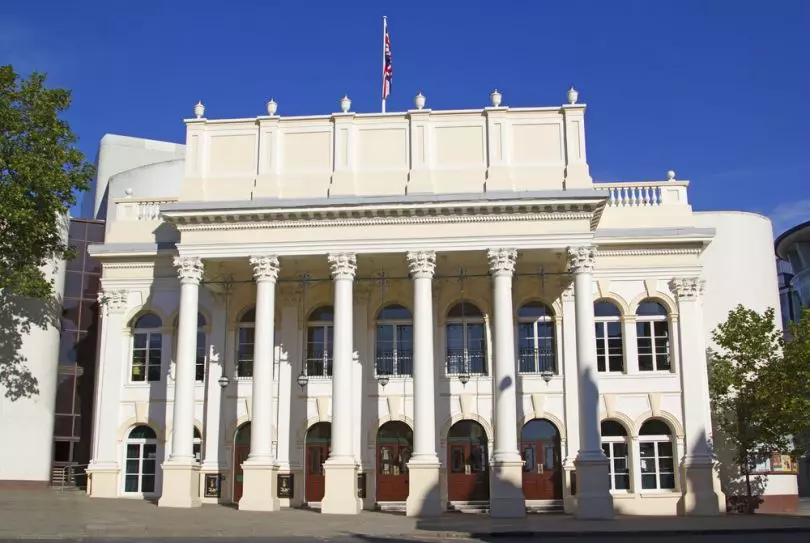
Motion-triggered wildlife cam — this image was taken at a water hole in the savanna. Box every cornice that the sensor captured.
[173,209,594,232]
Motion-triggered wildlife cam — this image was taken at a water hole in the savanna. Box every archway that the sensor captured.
[232,422,251,502]
[446,420,489,501]
[305,422,332,503]
[520,419,562,500]
[376,421,413,502]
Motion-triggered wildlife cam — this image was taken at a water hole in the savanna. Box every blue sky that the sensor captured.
[2,1,808,235]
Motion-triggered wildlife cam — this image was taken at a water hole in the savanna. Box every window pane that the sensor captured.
[659,473,676,490]
[658,441,673,457]
[126,444,140,460]
[614,442,628,457]
[639,354,653,372]
[641,473,657,490]
[446,324,464,350]
[124,475,139,492]
[141,475,155,493]
[149,333,162,349]
[639,442,655,458]
[615,474,630,490]
[133,334,147,349]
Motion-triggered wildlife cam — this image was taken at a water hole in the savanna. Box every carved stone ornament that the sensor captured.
[567,246,596,274]
[560,281,575,301]
[406,250,437,279]
[173,256,204,285]
[669,277,705,300]
[328,252,357,280]
[97,289,128,315]
[487,248,518,276]
[249,255,280,282]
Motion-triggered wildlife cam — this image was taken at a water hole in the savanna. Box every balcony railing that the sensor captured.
[306,351,333,378]
[446,348,487,376]
[518,347,557,375]
[595,181,689,208]
[115,197,179,221]
[375,350,413,376]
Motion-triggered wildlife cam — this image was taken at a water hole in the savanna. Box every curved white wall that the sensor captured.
[696,211,783,341]
[0,217,68,485]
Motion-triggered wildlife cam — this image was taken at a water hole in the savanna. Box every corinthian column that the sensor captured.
[159,256,204,508]
[487,248,526,518]
[405,250,442,517]
[567,246,613,519]
[321,252,362,515]
[239,255,281,512]
[669,277,723,515]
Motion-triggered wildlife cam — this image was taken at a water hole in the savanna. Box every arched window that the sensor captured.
[517,301,556,374]
[594,301,623,373]
[131,313,163,382]
[601,420,630,491]
[174,313,208,382]
[375,304,413,376]
[237,308,255,378]
[636,300,670,372]
[307,306,334,377]
[639,419,676,490]
[123,425,157,494]
[445,302,486,375]
[193,427,202,462]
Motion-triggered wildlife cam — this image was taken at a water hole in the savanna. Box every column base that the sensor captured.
[574,454,613,519]
[238,461,280,512]
[86,462,119,498]
[490,459,526,518]
[406,460,443,517]
[158,461,202,508]
[321,460,362,515]
[679,460,725,516]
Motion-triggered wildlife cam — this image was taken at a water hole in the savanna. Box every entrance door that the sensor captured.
[446,420,489,501]
[520,419,562,500]
[232,422,251,502]
[305,422,331,503]
[376,421,413,502]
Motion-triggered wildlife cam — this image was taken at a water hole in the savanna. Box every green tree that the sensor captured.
[708,304,810,513]
[0,65,94,399]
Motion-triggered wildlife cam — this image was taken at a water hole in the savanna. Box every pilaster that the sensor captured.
[484,106,513,191]
[561,104,591,189]
[407,109,434,194]
[329,113,358,196]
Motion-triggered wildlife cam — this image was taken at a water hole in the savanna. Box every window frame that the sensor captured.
[638,420,677,492]
[594,301,624,374]
[635,300,671,372]
[600,421,631,493]
[130,313,163,383]
[306,306,334,378]
[445,302,487,376]
[516,301,557,375]
[122,426,158,495]
[236,308,256,379]
[375,304,414,377]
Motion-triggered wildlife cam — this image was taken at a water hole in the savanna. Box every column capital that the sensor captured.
[328,252,357,280]
[567,245,596,274]
[406,250,437,279]
[98,289,128,315]
[249,255,280,283]
[174,256,204,285]
[487,248,518,276]
[669,277,704,301]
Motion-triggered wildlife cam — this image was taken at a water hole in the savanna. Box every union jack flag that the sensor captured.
[382,18,392,100]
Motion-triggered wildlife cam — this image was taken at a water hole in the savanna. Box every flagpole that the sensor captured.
[382,15,387,113]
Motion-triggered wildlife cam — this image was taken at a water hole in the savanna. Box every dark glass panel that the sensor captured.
[134,313,162,329]
[240,308,256,323]
[64,272,83,298]
[79,301,96,331]
[377,421,412,441]
[309,306,334,322]
[58,332,78,365]
[640,419,672,436]
[235,423,251,445]
[447,301,483,318]
[615,473,631,490]
[61,299,80,331]
[636,300,668,317]
[594,301,621,317]
[66,241,85,271]
[518,301,553,318]
[600,420,627,437]
[85,222,105,242]
[129,425,157,440]
[124,475,138,492]
[141,475,155,493]
[521,419,559,440]
[448,420,487,441]
[377,304,412,320]
[53,415,74,437]
[53,441,72,462]
[306,422,332,443]
[126,444,140,459]
[83,274,100,298]
[68,220,86,241]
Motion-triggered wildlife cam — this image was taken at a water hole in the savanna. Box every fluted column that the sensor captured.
[487,248,526,518]
[321,252,362,515]
[86,289,129,498]
[568,246,613,519]
[405,250,443,517]
[239,255,281,512]
[670,277,723,515]
[159,256,204,508]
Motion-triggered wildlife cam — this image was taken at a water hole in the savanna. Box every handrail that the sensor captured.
[58,463,90,492]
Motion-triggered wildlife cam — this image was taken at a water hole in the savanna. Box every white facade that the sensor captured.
[84,92,784,517]
[0,218,68,486]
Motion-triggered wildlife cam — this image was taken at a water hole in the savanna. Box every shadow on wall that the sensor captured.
[0,289,61,401]
[710,429,768,513]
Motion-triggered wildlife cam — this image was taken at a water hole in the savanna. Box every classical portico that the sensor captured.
[86,90,726,518]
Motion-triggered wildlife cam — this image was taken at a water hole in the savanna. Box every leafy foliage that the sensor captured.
[708,304,810,510]
[0,65,94,399]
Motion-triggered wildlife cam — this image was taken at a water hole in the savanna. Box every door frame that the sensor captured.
[446,420,490,502]
[520,418,562,500]
[375,421,413,503]
[304,422,332,504]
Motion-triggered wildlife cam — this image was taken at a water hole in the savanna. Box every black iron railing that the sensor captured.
[518,346,557,374]
[446,348,487,375]
[375,350,413,376]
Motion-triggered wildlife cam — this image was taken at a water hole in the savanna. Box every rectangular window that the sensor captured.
[637,321,670,371]
[237,327,255,378]
[195,331,206,382]
[595,322,624,373]
[640,440,675,490]
[602,442,630,491]
[306,325,333,377]
[131,332,162,382]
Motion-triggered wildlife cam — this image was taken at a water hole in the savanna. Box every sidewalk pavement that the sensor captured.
[1,490,810,540]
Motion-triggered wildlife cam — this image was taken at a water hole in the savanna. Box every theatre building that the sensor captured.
[84,89,784,517]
